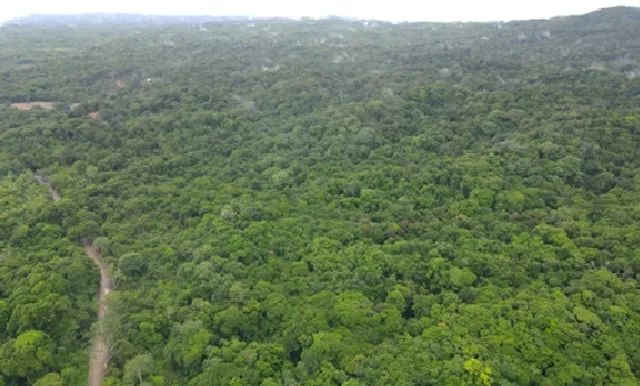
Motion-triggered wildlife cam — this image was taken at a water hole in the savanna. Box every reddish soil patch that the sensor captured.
[88,112,100,120]
[10,102,55,110]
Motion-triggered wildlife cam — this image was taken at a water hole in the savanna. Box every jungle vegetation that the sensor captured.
[1,6,640,386]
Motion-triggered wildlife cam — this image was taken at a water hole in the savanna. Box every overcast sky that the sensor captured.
[1,0,638,23]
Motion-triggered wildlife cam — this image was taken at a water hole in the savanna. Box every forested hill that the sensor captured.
[6,14,254,25]
[1,6,640,386]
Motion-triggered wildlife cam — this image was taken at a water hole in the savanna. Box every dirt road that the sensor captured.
[35,175,60,200]
[85,242,112,386]
[36,175,111,386]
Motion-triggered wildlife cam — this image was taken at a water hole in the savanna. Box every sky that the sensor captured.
[1,0,639,23]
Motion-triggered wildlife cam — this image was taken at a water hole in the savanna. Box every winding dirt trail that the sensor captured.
[36,175,111,386]
[85,241,112,386]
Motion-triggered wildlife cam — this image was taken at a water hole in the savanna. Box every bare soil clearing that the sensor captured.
[36,174,111,386]
[10,102,55,110]
[9,102,84,111]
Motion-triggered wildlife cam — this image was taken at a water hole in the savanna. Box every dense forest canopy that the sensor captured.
[1,6,640,385]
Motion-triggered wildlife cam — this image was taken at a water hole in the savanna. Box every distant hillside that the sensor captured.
[7,13,254,25]
[6,7,640,26]
[545,6,640,31]
[555,6,640,24]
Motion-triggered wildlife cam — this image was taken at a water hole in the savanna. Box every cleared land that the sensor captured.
[9,102,55,110]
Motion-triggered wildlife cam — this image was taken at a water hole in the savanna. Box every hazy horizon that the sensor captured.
[1,0,639,23]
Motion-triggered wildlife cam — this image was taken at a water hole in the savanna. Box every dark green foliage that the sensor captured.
[2,7,640,386]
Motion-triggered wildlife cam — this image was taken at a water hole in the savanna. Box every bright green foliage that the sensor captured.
[0,330,55,381]
[1,7,640,386]
[464,358,494,385]
[573,306,602,325]
[33,373,63,386]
